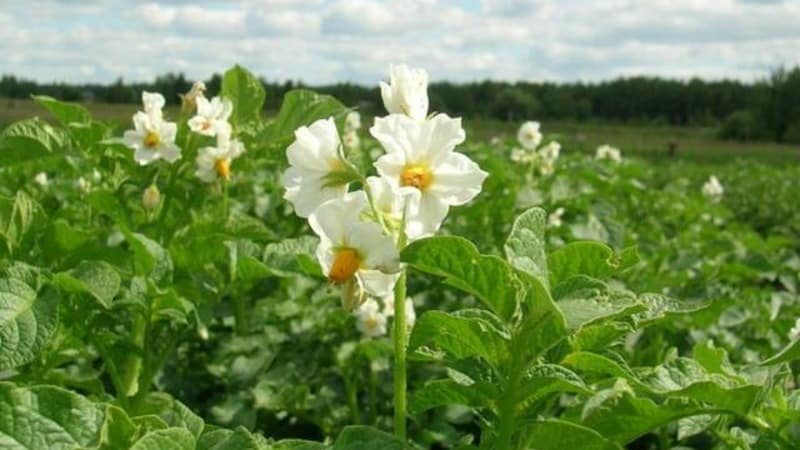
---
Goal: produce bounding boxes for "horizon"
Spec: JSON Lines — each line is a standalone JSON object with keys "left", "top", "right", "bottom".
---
{"left": 2, "top": 1, "right": 799, "bottom": 86}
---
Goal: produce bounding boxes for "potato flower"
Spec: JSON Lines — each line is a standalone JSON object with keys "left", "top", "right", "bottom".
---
{"left": 702, "top": 175, "right": 724, "bottom": 199}
{"left": 34, "top": 172, "right": 48, "bottom": 187}
{"left": 354, "top": 299, "right": 388, "bottom": 338}
{"left": 517, "top": 121, "right": 542, "bottom": 150}
{"left": 283, "top": 117, "right": 353, "bottom": 218}
{"left": 308, "top": 191, "right": 400, "bottom": 298}
{"left": 548, "top": 207, "right": 565, "bottom": 228}
{"left": 380, "top": 64, "right": 429, "bottom": 121}
{"left": 345, "top": 111, "right": 361, "bottom": 132}
{"left": 188, "top": 96, "right": 233, "bottom": 137}
{"left": 195, "top": 133, "right": 246, "bottom": 183}
{"left": 123, "top": 92, "right": 181, "bottom": 165}
{"left": 596, "top": 144, "right": 622, "bottom": 163}
{"left": 371, "top": 113, "right": 488, "bottom": 239}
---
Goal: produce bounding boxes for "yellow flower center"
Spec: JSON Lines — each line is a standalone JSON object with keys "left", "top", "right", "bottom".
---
{"left": 364, "top": 315, "right": 379, "bottom": 331}
{"left": 400, "top": 164, "right": 433, "bottom": 191}
{"left": 215, "top": 158, "right": 231, "bottom": 180}
{"left": 144, "top": 131, "right": 160, "bottom": 148}
{"left": 329, "top": 248, "right": 362, "bottom": 284}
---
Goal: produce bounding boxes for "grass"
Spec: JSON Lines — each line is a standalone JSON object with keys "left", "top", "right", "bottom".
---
{"left": 2, "top": 97, "right": 798, "bottom": 165}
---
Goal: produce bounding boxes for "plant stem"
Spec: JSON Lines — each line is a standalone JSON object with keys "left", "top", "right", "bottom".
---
{"left": 392, "top": 270, "right": 408, "bottom": 440}
{"left": 496, "top": 338, "right": 524, "bottom": 449}
{"left": 221, "top": 180, "right": 229, "bottom": 219}
{"left": 119, "top": 312, "right": 147, "bottom": 398}
{"left": 232, "top": 294, "right": 249, "bottom": 336}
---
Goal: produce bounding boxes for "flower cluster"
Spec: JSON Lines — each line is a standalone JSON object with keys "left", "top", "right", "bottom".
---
{"left": 702, "top": 175, "right": 724, "bottom": 199}
{"left": 122, "top": 85, "right": 246, "bottom": 185}
{"left": 353, "top": 294, "right": 416, "bottom": 338}
{"left": 282, "top": 64, "right": 488, "bottom": 310}
{"left": 510, "top": 121, "right": 561, "bottom": 175}
{"left": 596, "top": 144, "right": 623, "bottom": 163}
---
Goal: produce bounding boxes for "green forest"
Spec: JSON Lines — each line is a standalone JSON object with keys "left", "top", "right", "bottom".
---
{"left": 2, "top": 66, "right": 800, "bottom": 143}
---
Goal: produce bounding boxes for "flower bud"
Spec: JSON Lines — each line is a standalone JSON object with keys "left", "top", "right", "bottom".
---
{"left": 142, "top": 184, "right": 161, "bottom": 211}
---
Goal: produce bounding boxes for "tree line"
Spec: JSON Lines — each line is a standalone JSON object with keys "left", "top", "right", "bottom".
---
{"left": 2, "top": 67, "right": 799, "bottom": 143}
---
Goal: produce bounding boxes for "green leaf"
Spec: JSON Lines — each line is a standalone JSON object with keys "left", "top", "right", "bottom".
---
{"left": 125, "top": 232, "right": 173, "bottom": 285}
{"left": 132, "top": 393, "right": 205, "bottom": 439}
{"left": 272, "top": 440, "right": 328, "bottom": 450}
{"left": 88, "top": 189, "right": 129, "bottom": 229}
{"left": 401, "top": 236, "right": 518, "bottom": 320}
{"left": 553, "top": 277, "right": 644, "bottom": 330}
{"left": 0, "top": 191, "right": 45, "bottom": 255}
{"left": 197, "top": 427, "right": 263, "bottom": 450}
{"left": 408, "top": 309, "right": 510, "bottom": 367}
{"left": 221, "top": 65, "right": 266, "bottom": 128}
{"left": 332, "top": 426, "right": 407, "bottom": 450}
{"left": 262, "top": 89, "right": 346, "bottom": 147}
{"left": 518, "top": 365, "right": 591, "bottom": 413}
{"left": 0, "top": 118, "right": 66, "bottom": 166}
{"left": 518, "top": 418, "right": 622, "bottom": 450}
{"left": 547, "top": 241, "right": 616, "bottom": 287}
{"left": 0, "top": 382, "right": 106, "bottom": 449}
{"left": 504, "top": 207, "right": 549, "bottom": 288}
{"left": 761, "top": 339, "right": 800, "bottom": 366}
{"left": 32, "top": 95, "right": 91, "bottom": 125}
{"left": 411, "top": 377, "right": 498, "bottom": 414}
{"left": 0, "top": 279, "right": 58, "bottom": 369}
{"left": 54, "top": 260, "right": 121, "bottom": 308}
{"left": 130, "top": 427, "right": 195, "bottom": 450}
{"left": 262, "top": 236, "right": 321, "bottom": 277}
{"left": 99, "top": 405, "right": 138, "bottom": 449}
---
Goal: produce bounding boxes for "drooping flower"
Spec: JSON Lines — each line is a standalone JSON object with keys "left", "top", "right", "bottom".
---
{"left": 142, "top": 184, "right": 161, "bottom": 211}
{"left": 517, "top": 121, "right": 542, "bottom": 150}
{"left": 702, "top": 175, "right": 724, "bottom": 199}
{"left": 382, "top": 293, "right": 416, "bottom": 328}
{"left": 354, "top": 299, "right": 388, "bottom": 338}
{"left": 308, "top": 192, "right": 399, "bottom": 298}
{"left": 380, "top": 64, "right": 429, "bottom": 121}
{"left": 195, "top": 133, "right": 246, "bottom": 183}
{"left": 188, "top": 96, "right": 233, "bottom": 137}
{"left": 123, "top": 92, "right": 181, "bottom": 165}
{"left": 371, "top": 114, "right": 487, "bottom": 239}
{"left": 548, "top": 207, "right": 565, "bottom": 228}
{"left": 34, "top": 172, "right": 48, "bottom": 187}
{"left": 282, "top": 117, "right": 352, "bottom": 218}
{"left": 181, "top": 81, "right": 206, "bottom": 111}
{"left": 345, "top": 111, "right": 361, "bottom": 132}
{"left": 596, "top": 144, "right": 622, "bottom": 163}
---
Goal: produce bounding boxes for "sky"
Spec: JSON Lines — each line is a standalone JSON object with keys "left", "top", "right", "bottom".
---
{"left": 1, "top": 0, "right": 799, "bottom": 86}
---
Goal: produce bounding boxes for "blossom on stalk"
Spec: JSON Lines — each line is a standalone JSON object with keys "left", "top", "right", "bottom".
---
{"left": 345, "top": 111, "right": 361, "bottom": 132}
{"left": 354, "top": 299, "right": 388, "bottom": 337}
{"left": 371, "top": 113, "right": 488, "bottom": 239}
{"left": 517, "top": 121, "right": 542, "bottom": 150}
{"left": 548, "top": 207, "right": 565, "bottom": 228}
{"left": 596, "top": 144, "right": 622, "bottom": 163}
{"left": 123, "top": 92, "right": 181, "bottom": 165}
{"left": 789, "top": 318, "right": 800, "bottom": 341}
{"left": 380, "top": 64, "right": 429, "bottom": 121}
{"left": 142, "top": 184, "right": 161, "bottom": 210}
{"left": 282, "top": 117, "right": 353, "bottom": 218}
{"left": 309, "top": 192, "right": 400, "bottom": 299}
{"left": 189, "top": 96, "right": 233, "bottom": 136}
{"left": 195, "top": 133, "right": 246, "bottom": 183}
{"left": 702, "top": 175, "right": 724, "bottom": 199}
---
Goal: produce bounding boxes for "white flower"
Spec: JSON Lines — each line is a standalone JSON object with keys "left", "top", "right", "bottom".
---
{"left": 123, "top": 92, "right": 181, "bottom": 165}
{"left": 382, "top": 293, "right": 416, "bottom": 328}
{"left": 548, "top": 207, "right": 565, "bottom": 228}
{"left": 342, "top": 130, "right": 360, "bottom": 150}
{"left": 282, "top": 117, "right": 350, "bottom": 218}
{"left": 789, "top": 318, "right": 800, "bottom": 341}
{"left": 195, "top": 133, "right": 246, "bottom": 183}
{"left": 188, "top": 96, "right": 233, "bottom": 137}
{"left": 380, "top": 64, "right": 429, "bottom": 121}
{"left": 345, "top": 111, "right": 361, "bottom": 132}
{"left": 539, "top": 141, "right": 561, "bottom": 161}
{"left": 34, "top": 172, "right": 48, "bottom": 187}
{"left": 596, "top": 145, "right": 622, "bottom": 163}
{"left": 76, "top": 177, "right": 91, "bottom": 193}
{"left": 702, "top": 175, "right": 724, "bottom": 198}
{"left": 308, "top": 191, "right": 399, "bottom": 297}
{"left": 354, "top": 299, "right": 387, "bottom": 338}
{"left": 371, "top": 114, "right": 488, "bottom": 239}
{"left": 517, "top": 121, "right": 542, "bottom": 150}
{"left": 182, "top": 81, "right": 206, "bottom": 110}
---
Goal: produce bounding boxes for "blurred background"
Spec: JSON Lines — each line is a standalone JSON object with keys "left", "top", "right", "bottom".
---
{"left": 1, "top": 0, "right": 799, "bottom": 161}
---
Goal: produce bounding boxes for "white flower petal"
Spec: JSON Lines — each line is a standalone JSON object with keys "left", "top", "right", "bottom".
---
{"left": 308, "top": 191, "right": 368, "bottom": 245}
{"left": 429, "top": 152, "right": 489, "bottom": 205}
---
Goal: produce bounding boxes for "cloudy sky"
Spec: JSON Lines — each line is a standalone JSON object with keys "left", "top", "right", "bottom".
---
{"left": 1, "top": 0, "right": 799, "bottom": 85}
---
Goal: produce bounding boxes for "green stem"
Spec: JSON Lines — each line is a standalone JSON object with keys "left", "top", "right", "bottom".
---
{"left": 392, "top": 271, "right": 408, "bottom": 440}
{"left": 232, "top": 294, "right": 249, "bottom": 336}
{"left": 368, "top": 366, "right": 378, "bottom": 425}
{"left": 496, "top": 338, "right": 524, "bottom": 449}
{"left": 119, "top": 312, "right": 147, "bottom": 398}
{"left": 221, "top": 180, "right": 229, "bottom": 219}
{"left": 344, "top": 374, "right": 362, "bottom": 425}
